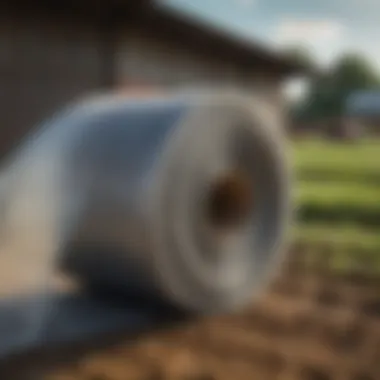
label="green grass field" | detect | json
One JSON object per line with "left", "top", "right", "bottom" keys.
{"left": 294, "top": 139, "right": 380, "bottom": 174}
{"left": 292, "top": 138, "right": 380, "bottom": 270}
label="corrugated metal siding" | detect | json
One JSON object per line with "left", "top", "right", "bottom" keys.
{"left": 115, "top": 27, "right": 285, "bottom": 126}
{"left": 116, "top": 29, "right": 260, "bottom": 87}
{"left": 0, "top": 10, "right": 105, "bottom": 159}
{"left": 0, "top": 8, "right": 287, "bottom": 162}
{"left": 116, "top": 31, "right": 219, "bottom": 86}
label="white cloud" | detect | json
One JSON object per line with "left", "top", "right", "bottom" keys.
{"left": 272, "top": 18, "right": 346, "bottom": 66}
{"left": 275, "top": 19, "right": 345, "bottom": 46}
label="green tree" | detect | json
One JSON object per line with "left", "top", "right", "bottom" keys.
{"left": 296, "top": 53, "right": 380, "bottom": 121}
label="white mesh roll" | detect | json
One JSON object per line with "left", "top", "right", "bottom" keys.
{"left": 0, "top": 91, "right": 292, "bottom": 354}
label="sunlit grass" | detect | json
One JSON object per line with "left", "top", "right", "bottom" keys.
{"left": 292, "top": 138, "right": 380, "bottom": 273}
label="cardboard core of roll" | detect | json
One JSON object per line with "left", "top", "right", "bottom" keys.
{"left": 206, "top": 171, "right": 253, "bottom": 230}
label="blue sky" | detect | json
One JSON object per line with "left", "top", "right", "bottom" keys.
{"left": 162, "top": 0, "right": 380, "bottom": 69}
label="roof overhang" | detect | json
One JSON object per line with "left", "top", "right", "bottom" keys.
{"left": 149, "top": 3, "right": 309, "bottom": 78}
{"left": 7, "top": 0, "right": 310, "bottom": 78}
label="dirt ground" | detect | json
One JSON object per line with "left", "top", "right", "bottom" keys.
{"left": 1, "top": 249, "right": 380, "bottom": 380}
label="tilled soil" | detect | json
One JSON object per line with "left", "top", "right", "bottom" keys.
{"left": 1, "top": 250, "right": 380, "bottom": 380}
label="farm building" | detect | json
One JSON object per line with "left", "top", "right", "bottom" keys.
{"left": 346, "top": 90, "right": 380, "bottom": 118}
{"left": 0, "top": 0, "right": 304, "bottom": 160}
{"left": 346, "top": 91, "right": 380, "bottom": 134}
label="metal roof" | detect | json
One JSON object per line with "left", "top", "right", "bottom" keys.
{"left": 66, "top": 0, "right": 309, "bottom": 77}
{"left": 346, "top": 91, "right": 380, "bottom": 117}
{"left": 151, "top": 3, "right": 308, "bottom": 77}
{"left": 11, "top": 0, "right": 309, "bottom": 77}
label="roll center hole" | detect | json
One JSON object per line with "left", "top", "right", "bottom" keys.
{"left": 206, "top": 171, "right": 253, "bottom": 230}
